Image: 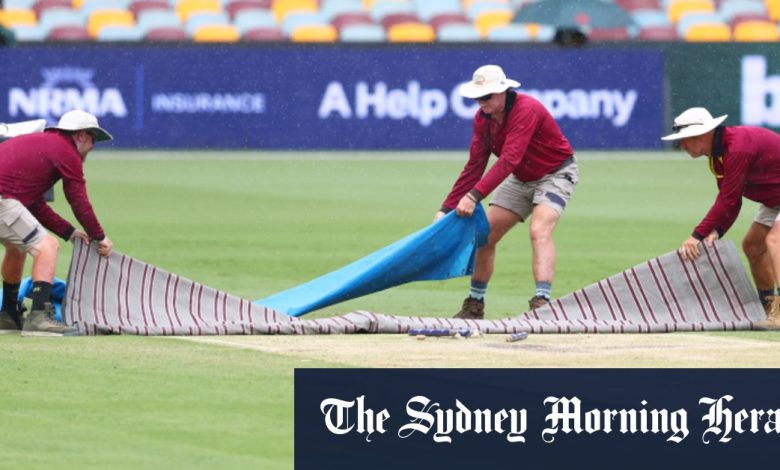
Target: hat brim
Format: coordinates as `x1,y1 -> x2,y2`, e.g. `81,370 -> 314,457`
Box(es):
45,125 -> 113,142
459,78 -> 521,99
661,114 -> 727,141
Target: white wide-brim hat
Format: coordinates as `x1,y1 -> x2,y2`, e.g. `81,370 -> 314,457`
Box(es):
459,65 -> 521,99
661,107 -> 727,141
46,109 -> 113,142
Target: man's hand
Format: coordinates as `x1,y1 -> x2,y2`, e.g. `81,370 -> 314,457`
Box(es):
455,194 -> 476,217
69,229 -> 90,244
703,230 -> 719,247
97,237 -> 113,257
680,231 -> 718,260
433,211 -> 446,222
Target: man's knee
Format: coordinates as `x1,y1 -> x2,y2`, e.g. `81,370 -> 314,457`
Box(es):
767,231 -> 780,251
29,233 -> 59,258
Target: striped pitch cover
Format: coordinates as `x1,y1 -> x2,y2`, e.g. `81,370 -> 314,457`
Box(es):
63,239 -> 765,336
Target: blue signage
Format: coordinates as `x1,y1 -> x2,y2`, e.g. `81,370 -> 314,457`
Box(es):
0,46 -> 663,149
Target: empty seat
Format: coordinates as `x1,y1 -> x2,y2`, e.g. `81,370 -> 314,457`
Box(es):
185,11 -> 229,35
225,0 -> 271,9
370,0 -> 414,22
87,10 -> 135,38
486,24 -> 532,41
474,10 -> 513,36
282,11 -> 327,35
39,8 -> 86,32
719,0 -> 767,21
733,19 -> 780,40
338,22 -> 384,40
415,0 -> 461,21
767,0 -> 780,21
380,12 -> 418,29
241,25 -> 284,40
668,0 -> 715,23
193,24 -> 240,41
144,25 -> 187,39
32,0 -> 71,18
225,2 -> 269,20
386,21 -> 435,41
97,24 -> 144,40
429,12 -> 469,29
128,0 -> 170,19
272,0 -> 318,22
176,0 -> 222,22
683,22 -> 730,40
676,12 -> 725,36
331,11 -> 374,31
4,0 -> 36,8
47,24 -> 91,40
631,8 -> 671,27
234,9 -> 277,34
137,9 -> 180,34
467,2 -> 512,20
321,0 -> 365,21
729,12 -> 771,26
289,24 -> 338,41
0,9 -> 37,28
81,0 -> 133,16
10,24 -> 47,40
436,23 -> 481,41
638,24 -> 678,39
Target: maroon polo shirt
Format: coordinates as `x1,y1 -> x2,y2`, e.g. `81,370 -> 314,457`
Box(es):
441,91 -> 574,211
0,130 -> 105,241
695,126 -> 780,238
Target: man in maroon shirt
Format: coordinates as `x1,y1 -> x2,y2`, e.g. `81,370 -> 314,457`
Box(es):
663,107 -> 780,328
436,65 -> 579,320
0,110 -> 114,336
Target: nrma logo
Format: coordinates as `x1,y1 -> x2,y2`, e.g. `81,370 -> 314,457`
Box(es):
8,67 -> 127,120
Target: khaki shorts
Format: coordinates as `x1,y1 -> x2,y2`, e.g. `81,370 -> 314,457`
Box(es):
490,158 -> 580,221
755,204 -> 780,227
0,198 -> 46,251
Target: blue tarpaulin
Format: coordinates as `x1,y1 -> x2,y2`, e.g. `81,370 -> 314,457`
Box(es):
0,276 -> 67,321
255,205 -> 490,316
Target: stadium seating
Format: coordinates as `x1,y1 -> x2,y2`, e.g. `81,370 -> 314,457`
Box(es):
732,19 -> 780,40
289,23 -> 338,41
32,0 -> 72,17
386,21 -> 435,42
436,23 -> 481,41
87,9 -> 135,38
339,22 -> 385,40
192,23 -> 240,41
683,22 -> 731,40
241,25 -> 285,40
0,8 -> 37,28
3,0 -> 778,43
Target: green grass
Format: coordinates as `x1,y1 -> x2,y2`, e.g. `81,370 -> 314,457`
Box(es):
0,150 -> 768,469
0,336 -> 337,470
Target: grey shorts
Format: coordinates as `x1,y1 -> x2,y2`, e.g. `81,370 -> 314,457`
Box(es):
0,198 -> 46,251
490,158 -> 580,221
755,204 -> 780,227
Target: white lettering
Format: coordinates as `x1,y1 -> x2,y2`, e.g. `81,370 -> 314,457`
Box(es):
318,81 -> 352,118
742,55 -> 780,126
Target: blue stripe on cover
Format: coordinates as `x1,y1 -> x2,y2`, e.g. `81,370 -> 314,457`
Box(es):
254,205 -> 489,316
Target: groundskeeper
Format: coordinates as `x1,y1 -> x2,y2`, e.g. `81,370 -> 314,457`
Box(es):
436,65 -> 579,320
663,107 -> 780,327
0,110 -> 113,336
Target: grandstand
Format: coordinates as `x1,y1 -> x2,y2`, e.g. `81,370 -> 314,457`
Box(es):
0,0 -> 778,43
